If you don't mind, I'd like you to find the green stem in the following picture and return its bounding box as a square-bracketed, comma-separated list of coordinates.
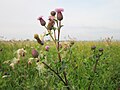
[42, 62, 66, 85]
[57, 21, 61, 62]
[88, 58, 99, 90]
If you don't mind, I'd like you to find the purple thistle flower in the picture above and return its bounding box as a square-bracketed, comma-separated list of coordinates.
[55, 8, 64, 13]
[55, 8, 64, 21]
[45, 45, 50, 51]
[32, 49, 39, 58]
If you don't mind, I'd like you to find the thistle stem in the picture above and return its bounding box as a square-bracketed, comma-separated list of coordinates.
[54, 30, 56, 43]
[88, 58, 99, 90]
[57, 21, 69, 90]
[42, 62, 66, 85]
[57, 21, 62, 62]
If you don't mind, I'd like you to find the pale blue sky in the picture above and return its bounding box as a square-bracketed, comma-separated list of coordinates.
[0, 0, 120, 40]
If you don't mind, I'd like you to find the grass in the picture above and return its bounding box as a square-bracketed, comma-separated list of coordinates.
[0, 40, 120, 90]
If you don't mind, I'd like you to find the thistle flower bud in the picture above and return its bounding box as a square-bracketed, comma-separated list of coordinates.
[32, 49, 39, 58]
[45, 45, 50, 51]
[47, 20, 55, 30]
[34, 34, 44, 45]
[51, 11, 56, 16]
[91, 46, 96, 50]
[55, 8, 64, 21]
[99, 48, 103, 52]
[34, 34, 39, 39]
[37, 16, 46, 26]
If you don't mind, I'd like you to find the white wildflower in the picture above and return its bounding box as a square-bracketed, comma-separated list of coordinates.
[16, 48, 27, 59]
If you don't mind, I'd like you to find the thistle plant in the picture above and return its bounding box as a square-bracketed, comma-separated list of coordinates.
[88, 46, 104, 90]
[33, 8, 70, 89]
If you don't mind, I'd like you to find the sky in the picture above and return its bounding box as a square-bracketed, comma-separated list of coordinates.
[0, 0, 120, 40]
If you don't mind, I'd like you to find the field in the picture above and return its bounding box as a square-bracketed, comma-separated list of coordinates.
[0, 40, 120, 90]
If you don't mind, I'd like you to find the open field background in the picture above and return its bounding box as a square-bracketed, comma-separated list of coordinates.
[0, 40, 120, 90]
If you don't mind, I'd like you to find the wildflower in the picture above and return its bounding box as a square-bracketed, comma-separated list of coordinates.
[34, 34, 44, 45]
[55, 8, 64, 21]
[32, 49, 39, 58]
[45, 45, 50, 51]
[99, 48, 103, 52]
[37, 16, 46, 26]
[51, 11, 56, 16]
[91, 46, 96, 50]
[47, 18, 55, 30]
[34, 34, 39, 39]
[16, 48, 27, 59]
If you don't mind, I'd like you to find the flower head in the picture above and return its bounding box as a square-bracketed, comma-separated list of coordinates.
[50, 11, 56, 16]
[16, 48, 26, 59]
[47, 19, 55, 30]
[37, 16, 46, 26]
[34, 34, 44, 45]
[55, 8, 64, 13]
[45, 45, 50, 51]
[91, 46, 96, 50]
[55, 8, 64, 21]
[32, 49, 39, 58]
[34, 34, 39, 39]
[99, 48, 104, 52]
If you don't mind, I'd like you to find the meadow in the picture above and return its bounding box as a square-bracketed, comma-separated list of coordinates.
[0, 40, 120, 90]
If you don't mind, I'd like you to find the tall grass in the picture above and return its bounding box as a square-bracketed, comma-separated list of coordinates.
[0, 40, 120, 90]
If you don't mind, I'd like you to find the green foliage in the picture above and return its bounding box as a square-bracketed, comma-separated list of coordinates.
[0, 41, 120, 90]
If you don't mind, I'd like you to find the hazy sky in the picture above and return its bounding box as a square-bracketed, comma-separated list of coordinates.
[0, 0, 120, 40]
